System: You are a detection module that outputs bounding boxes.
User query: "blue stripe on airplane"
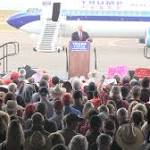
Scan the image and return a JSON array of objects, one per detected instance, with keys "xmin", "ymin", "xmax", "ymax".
[{"xmin": 66, "ymin": 16, "xmax": 150, "ymax": 21}]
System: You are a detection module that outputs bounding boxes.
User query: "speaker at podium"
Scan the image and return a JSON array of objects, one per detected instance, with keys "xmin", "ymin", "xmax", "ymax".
[{"xmin": 68, "ymin": 41, "xmax": 90, "ymax": 78}]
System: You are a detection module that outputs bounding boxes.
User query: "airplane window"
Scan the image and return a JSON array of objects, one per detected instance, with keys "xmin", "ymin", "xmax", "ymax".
[{"xmin": 27, "ymin": 8, "xmax": 41, "ymax": 13}]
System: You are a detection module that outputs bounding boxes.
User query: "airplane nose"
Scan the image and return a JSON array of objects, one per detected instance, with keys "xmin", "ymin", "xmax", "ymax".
[
  {"xmin": 7, "ymin": 14, "xmax": 24, "ymax": 29},
  {"xmin": 7, "ymin": 13, "xmax": 40, "ymax": 29}
]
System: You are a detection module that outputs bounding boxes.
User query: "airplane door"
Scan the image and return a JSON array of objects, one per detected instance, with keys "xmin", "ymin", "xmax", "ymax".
[{"xmin": 52, "ymin": 2, "xmax": 61, "ymax": 21}]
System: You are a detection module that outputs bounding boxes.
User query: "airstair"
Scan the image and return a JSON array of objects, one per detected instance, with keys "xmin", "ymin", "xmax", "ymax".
[{"xmin": 35, "ymin": 19, "xmax": 60, "ymax": 52}]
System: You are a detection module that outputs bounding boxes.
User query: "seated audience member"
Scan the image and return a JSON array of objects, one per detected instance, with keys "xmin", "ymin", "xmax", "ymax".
[
  {"xmin": 51, "ymin": 76, "xmax": 60, "ymax": 86},
  {"xmin": 97, "ymin": 133, "xmax": 113, "ymax": 150},
  {"xmin": 18, "ymin": 68, "xmax": 26, "ymax": 81},
  {"xmin": 121, "ymin": 76, "xmax": 130, "ymax": 87},
  {"xmin": 131, "ymin": 110, "xmax": 144, "ymax": 128},
  {"xmin": 116, "ymin": 108, "xmax": 128, "ymax": 125},
  {"xmin": 98, "ymin": 104, "xmax": 109, "ymax": 116},
  {"xmin": 86, "ymin": 82, "xmax": 97, "ymax": 100},
  {"xmin": 128, "ymin": 101, "xmax": 138, "ymax": 117},
  {"xmin": 0, "ymin": 111, "xmax": 10, "ymax": 143},
  {"xmin": 116, "ymin": 123, "xmax": 144, "ymax": 150},
  {"xmin": 140, "ymin": 77, "xmax": 150, "ymax": 103},
  {"xmin": 16, "ymin": 80, "xmax": 26, "ymax": 106},
  {"xmin": 99, "ymin": 84, "xmax": 111, "ymax": 105},
  {"xmin": 41, "ymin": 73, "xmax": 50, "ymax": 83},
  {"xmin": 22, "ymin": 84, "xmax": 35, "ymax": 104},
  {"xmin": 90, "ymin": 91, "xmax": 101, "ymax": 109},
  {"xmin": 107, "ymin": 104, "xmax": 116, "ymax": 115},
  {"xmin": 79, "ymin": 109, "xmax": 98, "ymax": 135},
  {"xmin": 72, "ymin": 90, "xmax": 84, "ymax": 113},
  {"xmin": 51, "ymin": 144, "xmax": 68, "ymax": 150},
  {"xmin": 103, "ymin": 119, "xmax": 122, "ymax": 150},
  {"xmin": 62, "ymin": 93, "xmax": 81, "ymax": 116},
  {"xmin": 51, "ymin": 100, "xmax": 64, "ymax": 130},
  {"xmin": 132, "ymin": 103, "xmax": 147, "ymax": 118},
  {"xmin": 129, "ymin": 85, "xmax": 141, "ymax": 103},
  {"xmin": 0, "ymin": 119, "xmax": 25, "ymax": 150},
  {"xmin": 128, "ymin": 70, "xmax": 135, "ymax": 80},
  {"xmin": 71, "ymin": 77, "xmax": 82, "ymax": 91},
  {"xmin": 3, "ymin": 94, "xmax": 24, "ymax": 117},
  {"xmin": 3, "ymin": 100, "xmax": 16, "ymax": 115},
  {"xmin": 121, "ymin": 86, "xmax": 129, "ymax": 101},
  {"xmin": 57, "ymin": 113, "xmax": 82, "ymax": 146},
  {"xmin": 69, "ymin": 135, "xmax": 88, "ymax": 150},
  {"xmin": 71, "ymin": 25, "xmax": 92, "ymax": 42},
  {"xmin": 36, "ymin": 86, "xmax": 54, "ymax": 118},
  {"xmin": 86, "ymin": 115, "xmax": 102, "ymax": 150},
  {"xmin": 0, "ymin": 99, "xmax": 3, "ymax": 111},
  {"xmin": 23, "ymin": 103, "xmax": 36, "ymax": 129},
  {"xmin": 8, "ymin": 83, "xmax": 17, "ymax": 94},
  {"xmin": 24, "ymin": 112, "xmax": 49, "ymax": 150},
  {"xmin": 10, "ymin": 71, "xmax": 20, "ymax": 83},
  {"xmin": 82, "ymin": 102, "xmax": 94, "ymax": 119},
  {"xmin": 129, "ymin": 78, "xmax": 139, "ymax": 88},
  {"xmin": 109, "ymin": 85, "xmax": 122, "ymax": 102},
  {"xmin": 0, "ymin": 92, "xmax": 6, "ymax": 109},
  {"xmin": 4, "ymin": 92, "xmax": 16, "ymax": 104},
  {"xmin": 24, "ymin": 65, "xmax": 36, "ymax": 79},
  {"xmin": 103, "ymin": 119, "xmax": 116, "ymax": 137},
  {"xmin": 113, "ymin": 75, "xmax": 121, "ymax": 85},
  {"xmin": 62, "ymin": 81, "xmax": 73, "ymax": 93},
  {"xmin": 107, "ymin": 100, "xmax": 117, "ymax": 111},
  {"xmin": 36, "ymin": 102, "xmax": 57, "ymax": 133},
  {"xmin": 32, "ymin": 79, "xmax": 49, "ymax": 103},
  {"xmin": 109, "ymin": 86, "xmax": 129, "ymax": 109},
  {"xmin": 142, "ymin": 107, "xmax": 150, "ymax": 140},
  {"xmin": 23, "ymin": 103, "xmax": 36, "ymax": 121},
  {"xmin": 50, "ymin": 84, "xmax": 66, "ymax": 100},
  {"xmin": 48, "ymin": 132, "xmax": 65, "ymax": 149}
]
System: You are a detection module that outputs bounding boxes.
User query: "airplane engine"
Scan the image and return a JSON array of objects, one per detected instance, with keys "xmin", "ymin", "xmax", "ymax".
[
  {"xmin": 145, "ymin": 28, "xmax": 150, "ymax": 47},
  {"xmin": 139, "ymin": 38, "xmax": 145, "ymax": 44},
  {"xmin": 143, "ymin": 28, "xmax": 150, "ymax": 58}
]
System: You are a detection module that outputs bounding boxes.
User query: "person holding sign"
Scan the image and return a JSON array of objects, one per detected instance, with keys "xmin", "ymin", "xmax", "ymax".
[{"xmin": 71, "ymin": 25, "xmax": 92, "ymax": 42}]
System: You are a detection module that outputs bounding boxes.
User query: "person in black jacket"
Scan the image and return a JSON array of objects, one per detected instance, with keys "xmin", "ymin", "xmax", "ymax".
[{"xmin": 71, "ymin": 25, "xmax": 92, "ymax": 42}]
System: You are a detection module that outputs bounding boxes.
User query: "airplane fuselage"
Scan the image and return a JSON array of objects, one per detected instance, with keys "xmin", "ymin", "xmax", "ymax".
[{"xmin": 6, "ymin": 0, "xmax": 150, "ymax": 39}]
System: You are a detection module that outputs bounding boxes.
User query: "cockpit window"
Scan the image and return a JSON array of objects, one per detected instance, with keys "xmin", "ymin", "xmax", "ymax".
[{"xmin": 27, "ymin": 8, "xmax": 41, "ymax": 13}]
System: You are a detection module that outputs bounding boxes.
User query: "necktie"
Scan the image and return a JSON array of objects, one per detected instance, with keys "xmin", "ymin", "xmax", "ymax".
[{"xmin": 79, "ymin": 31, "xmax": 82, "ymax": 40}]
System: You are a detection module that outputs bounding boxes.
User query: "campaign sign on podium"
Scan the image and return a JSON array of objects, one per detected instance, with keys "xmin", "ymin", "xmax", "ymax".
[{"xmin": 68, "ymin": 41, "xmax": 90, "ymax": 78}]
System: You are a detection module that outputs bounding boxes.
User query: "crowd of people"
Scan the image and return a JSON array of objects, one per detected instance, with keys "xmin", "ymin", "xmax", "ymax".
[{"xmin": 0, "ymin": 65, "xmax": 150, "ymax": 150}]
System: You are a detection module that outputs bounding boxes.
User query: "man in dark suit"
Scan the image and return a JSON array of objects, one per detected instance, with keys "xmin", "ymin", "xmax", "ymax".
[{"xmin": 71, "ymin": 25, "xmax": 92, "ymax": 42}]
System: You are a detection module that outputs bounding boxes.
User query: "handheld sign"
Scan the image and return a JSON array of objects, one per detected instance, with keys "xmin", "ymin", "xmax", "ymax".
[
  {"xmin": 135, "ymin": 68, "xmax": 150, "ymax": 78},
  {"xmin": 107, "ymin": 65, "xmax": 128, "ymax": 78}
]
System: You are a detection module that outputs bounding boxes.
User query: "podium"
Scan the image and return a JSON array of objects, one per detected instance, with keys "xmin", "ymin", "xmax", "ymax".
[{"xmin": 68, "ymin": 41, "xmax": 90, "ymax": 78}]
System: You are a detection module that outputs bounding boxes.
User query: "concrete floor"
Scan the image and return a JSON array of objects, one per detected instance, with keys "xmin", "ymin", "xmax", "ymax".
[{"xmin": 0, "ymin": 31, "xmax": 149, "ymax": 79}]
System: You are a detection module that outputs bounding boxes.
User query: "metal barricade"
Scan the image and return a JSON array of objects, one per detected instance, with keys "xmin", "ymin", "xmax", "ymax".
[{"xmin": 0, "ymin": 41, "xmax": 20, "ymax": 75}]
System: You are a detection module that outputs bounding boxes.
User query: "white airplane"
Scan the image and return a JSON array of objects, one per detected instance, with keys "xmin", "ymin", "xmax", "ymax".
[{"xmin": 6, "ymin": 0, "xmax": 150, "ymax": 47}]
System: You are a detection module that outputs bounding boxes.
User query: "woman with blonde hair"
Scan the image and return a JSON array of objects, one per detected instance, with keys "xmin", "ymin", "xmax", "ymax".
[
  {"xmin": 128, "ymin": 101, "xmax": 138, "ymax": 118},
  {"xmin": 48, "ymin": 132, "xmax": 65, "ymax": 149},
  {"xmin": 69, "ymin": 135, "xmax": 88, "ymax": 150},
  {"xmin": 82, "ymin": 101, "xmax": 94, "ymax": 119},
  {"xmin": 132, "ymin": 103, "xmax": 147, "ymax": 118},
  {"xmin": 0, "ymin": 119, "xmax": 25, "ymax": 150}
]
